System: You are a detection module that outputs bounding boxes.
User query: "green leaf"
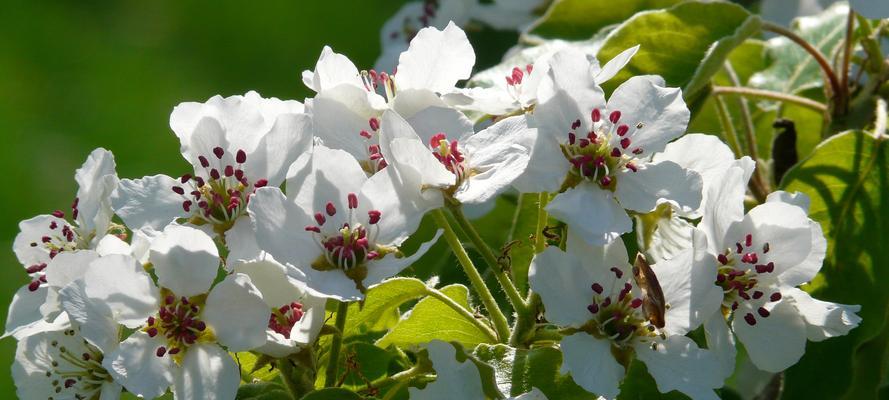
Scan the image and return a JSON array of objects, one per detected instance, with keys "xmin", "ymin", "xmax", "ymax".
[
  {"xmin": 376, "ymin": 284, "xmax": 493, "ymax": 348},
  {"xmin": 527, "ymin": 0, "xmax": 681, "ymax": 40},
  {"xmin": 617, "ymin": 360, "xmax": 689, "ymax": 400},
  {"xmin": 473, "ymin": 343, "xmax": 596, "ymax": 399},
  {"xmin": 339, "ymin": 342, "xmax": 395, "ymax": 390},
  {"xmin": 235, "ymin": 352, "xmax": 279, "ymax": 382},
  {"xmin": 779, "ymin": 130, "xmax": 888, "ymax": 399},
  {"xmin": 750, "ymin": 3, "xmax": 848, "ymax": 95},
  {"xmin": 506, "ymin": 193, "xmax": 541, "ymax": 292},
  {"xmin": 236, "ymin": 382, "xmax": 291, "ymax": 400},
  {"xmin": 596, "ymin": 1, "xmax": 761, "ymax": 102},
  {"xmin": 299, "ymin": 388, "xmax": 365, "ymax": 400},
  {"xmin": 343, "ymin": 277, "xmax": 430, "ymax": 337}
]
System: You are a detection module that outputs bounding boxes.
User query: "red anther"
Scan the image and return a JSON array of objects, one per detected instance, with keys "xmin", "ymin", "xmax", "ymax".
[
  {"xmin": 41, "ymin": 236, "xmax": 51, "ymax": 243},
  {"xmin": 578, "ymin": 138, "xmax": 590, "ymax": 148},
  {"xmin": 716, "ymin": 274, "xmax": 726, "ymax": 283},
  {"xmin": 305, "ymin": 226, "xmax": 321, "ymax": 233},
  {"xmin": 717, "ymin": 254, "xmax": 729, "ymax": 265},
  {"xmin": 610, "ymin": 267, "xmax": 623, "ymax": 279},
  {"xmin": 213, "ymin": 147, "xmax": 225, "ymax": 159},
  {"xmin": 236, "ymin": 149, "xmax": 247, "ymax": 164},
  {"xmin": 571, "ymin": 119, "xmax": 581, "ymax": 130},
  {"xmin": 591, "ymin": 283, "xmax": 603, "ymax": 294},
  {"xmin": 165, "ymin": 295, "xmax": 175, "ymax": 305},
  {"xmin": 609, "ymin": 110, "xmax": 621, "ymax": 124},
  {"xmin": 314, "ymin": 213, "xmax": 326, "ymax": 225},
  {"xmin": 632, "ymin": 148, "xmax": 643, "ymax": 155},
  {"xmin": 49, "ymin": 221, "xmax": 58, "ymax": 230},
  {"xmin": 147, "ymin": 327, "xmax": 158, "ymax": 337},
  {"xmin": 168, "ymin": 348, "xmax": 181, "ymax": 355},
  {"xmin": 72, "ymin": 197, "xmax": 79, "ymax": 208},
  {"xmin": 770, "ymin": 292, "xmax": 782, "ymax": 302},
  {"xmin": 210, "ymin": 169, "xmax": 220, "ymax": 180},
  {"xmin": 365, "ymin": 209, "xmax": 382, "ymax": 224},
  {"xmin": 224, "ymin": 165, "xmax": 234, "ymax": 177},
  {"xmin": 736, "ymin": 243, "xmax": 743, "ymax": 253},
  {"xmin": 156, "ymin": 347, "xmax": 167, "ymax": 357},
  {"xmin": 611, "ymin": 148, "xmax": 621, "ymax": 157},
  {"xmin": 757, "ymin": 307, "xmax": 770, "ymax": 318},
  {"xmin": 147, "ymin": 316, "xmax": 155, "ymax": 325},
  {"xmin": 591, "ymin": 108, "xmax": 601, "ymax": 122},
  {"xmin": 196, "ymin": 321, "xmax": 207, "ymax": 331},
  {"xmin": 620, "ymin": 138, "xmax": 631, "ymax": 149},
  {"xmin": 626, "ymin": 163, "xmax": 638, "ymax": 172},
  {"xmin": 630, "ymin": 298, "xmax": 643, "ymax": 308},
  {"xmin": 369, "ymin": 117, "xmax": 380, "ymax": 131},
  {"xmin": 587, "ymin": 303, "xmax": 599, "ymax": 314},
  {"xmin": 27, "ymin": 280, "xmax": 40, "ymax": 292},
  {"xmin": 617, "ymin": 124, "xmax": 629, "ymax": 136},
  {"xmin": 348, "ymin": 193, "xmax": 358, "ymax": 209},
  {"xmin": 526, "ymin": 64, "xmax": 533, "ymax": 74},
  {"xmin": 195, "ymin": 177, "xmax": 205, "ymax": 187},
  {"xmin": 326, "ymin": 202, "xmax": 337, "ymax": 216},
  {"xmin": 732, "ymin": 301, "xmax": 739, "ymax": 311},
  {"xmin": 568, "ymin": 132, "xmax": 576, "ymax": 145},
  {"xmin": 762, "ymin": 243, "xmax": 770, "ymax": 253},
  {"xmin": 183, "ymin": 201, "xmax": 192, "ymax": 213},
  {"xmin": 360, "ymin": 130, "xmax": 372, "ymax": 139},
  {"xmin": 82, "ymin": 353, "xmax": 91, "ymax": 361},
  {"xmin": 755, "ymin": 264, "xmax": 769, "ymax": 274},
  {"xmin": 65, "ymin": 379, "xmax": 76, "ymax": 388},
  {"xmin": 52, "ymin": 210, "xmax": 65, "ymax": 218},
  {"xmin": 601, "ymin": 297, "xmax": 612, "ymax": 308},
  {"xmin": 179, "ymin": 174, "xmax": 192, "ymax": 184},
  {"xmin": 766, "ymin": 262, "xmax": 775, "ymax": 273},
  {"xmin": 254, "ymin": 179, "xmax": 268, "ymax": 188},
  {"xmin": 744, "ymin": 313, "xmax": 756, "ymax": 326},
  {"xmin": 752, "ymin": 291, "xmax": 763, "ymax": 299},
  {"xmin": 430, "ymin": 133, "xmax": 447, "ymax": 147},
  {"xmin": 172, "ymin": 186, "xmax": 185, "ymax": 195},
  {"xmin": 234, "ymin": 169, "xmax": 244, "ymax": 181},
  {"xmin": 745, "ymin": 234, "xmax": 752, "ymax": 247},
  {"xmin": 199, "ymin": 156, "xmax": 210, "ymax": 168},
  {"xmin": 505, "ymin": 76, "xmax": 515, "ymax": 86}
]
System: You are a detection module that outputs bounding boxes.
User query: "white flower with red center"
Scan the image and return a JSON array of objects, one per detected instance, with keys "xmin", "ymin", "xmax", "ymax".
[
  {"xmin": 529, "ymin": 235, "xmax": 725, "ymax": 399},
  {"xmin": 517, "ymin": 50, "xmax": 702, "ymax": 244},
  {"xmin": 687, "ymin": 165, "xmax": 862, "ymax": 374},
  {"xmin": 78, "ymin": 225, "xmax": 269, "ymax": 399},
  {"xmin": 380, "ymin": 109, "xmax": 534, "ymax": 206},
  {"xmin": 112, "ymin": 91, "xmax": 312, "ymax": 243},
  {"xmin": 12, "ymin": 326, "xmax": 121, "ymax": 400},
  {"xmin": 231, "ymin": 258, "xmax": 326, "ymax": 357},
  {"xmin": 248, "ymin": 145, "xmax": 440, "ymax": 301}
]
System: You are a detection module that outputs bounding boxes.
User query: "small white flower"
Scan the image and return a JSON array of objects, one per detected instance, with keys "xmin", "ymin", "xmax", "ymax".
[
  {"xmin": 694, "ymin": 165, "xmax": 861, "ymax": 373},
  {"xmin": 529, "ymin": 236, "xmax": 724, "ymax": 399},
  {"xmin": 79, "ymin": 225, "xmax": 269, "ymax": 399},
  {"xmin": 518, "ymin": 49, "xmax": 702, "ymax": 244},
  {"xmin": 112, "ymin": 91, "xmax": 312, "ymax": 238},
  {"xmin": 248, "ymin": 145, "xmax": 441, "ymax": 301}
]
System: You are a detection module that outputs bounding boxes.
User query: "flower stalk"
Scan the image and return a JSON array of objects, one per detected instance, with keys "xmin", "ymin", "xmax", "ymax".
[{"xmin": 324, "ymin": 300, "xmax": 349, "ymax": 387}]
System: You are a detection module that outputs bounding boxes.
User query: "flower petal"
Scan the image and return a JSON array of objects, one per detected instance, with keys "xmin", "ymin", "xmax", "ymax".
[
  {"xmin": 364, "ymin": 230, "xmax": 443, "ymax": 288},
  {"xmin": 655, "ymin": 229, "xmax": 723, "ymax": 336},
  {"xmin": 83, "ymin": 254, "xmax": 159, "ymax": 328},
  {"xmin": 766, "ymin": 192, "xmax": 825, "ymax": 287},
  {"xmin": 287, "ymin": 145, "xmax": 368, "ymax": 224},
  {"xmin": 595, "ymin": 45, "xmax": 639, "ymax": 84},
  {"xmin": 634, "ymin": 335, "xmax": 723, "ymax": 400},
  {"xmin": 560, "ymin": 333, "xmax": 624, "ymax": 399},
  {"xmin": 395, "ymin": 22, "xmax": 475, "ymax": 93},
  {"xmin": 606, "ymin": 75, "xmax": 689, "ymax": 155},
  {"xmin": 303, "ymin": 46, "xmax": 364, "ymax": 93},
  {"xmin": 105, "ymin": 331, "xmax": 175, "ymax": 399},
  {"xmin": 732, "ymin": 299, "xmax": 807, "ymax": 372},
  {"xmin": 59, "ymin": 280, "xmax": 120, "ymax": 353},
  {"xmin": 4, "ymin": 286, "xmax": 59, "ymax": 340},
  {"xmin": 700, "ymin": 165, "xmax": 747, "ymax": 254},
  {"xmin": 112, "ymin": 175, "xmax": 186, "ymax": 230},
  {"xmin": 44, "ymin": 250, "xmax": 100, "ymax": 289},
  {"xmin": 615, "ymin": 160, "xmax": 702, "ymax": 214},
  {"xmin": 74, "ymin": 148, "xmax": 118, "ymax": 235},
  {"xmin": 247, "ymin": 187, "xmax": 318, "ymax": 269},
  {"xmin": 311, "ymin": 84, "xmax": 384, "ymax": 159},
  {"xmin": 408, "ymin": 340, "xmax": 485, "ymax": 400},
  {"xmin": 703, "ymin": 313, "xmax": 737, "ymax": 381},
  {"xmin": 13, "ymin": 215, "xmax": 64, "ymax": 266},
  {"xmin": 202, "ymin": 273, "xmax": 269, "ymax": 352},
  {"xmin": 529, "ymin": 247, "xmax": 595, "ymax": 328},
  {"xmin": 726, "ymin": 201, "xmax": 812, "ymax": 279},
  {"xmin": 546, "ymin": 184, "xmax": 632, "ymax": 245},
  {"xmin": 150, "ymin": 225, "xmax": 220, "ymax": 297},
  {"xmin": 457, "ymin": 116, "xmax": 533, "ymax": 204},
  {"xmin": 785, "ymin": 288, "xmax": 861, "ymax": 342},
  {"xmin": 173, "ymin": 344, "xmax": 240, "ymax": 400}
]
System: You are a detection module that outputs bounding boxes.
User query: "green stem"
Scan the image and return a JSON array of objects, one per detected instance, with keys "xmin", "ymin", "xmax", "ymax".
[
  {"xmin": 762, "ymin": 21, "xmax": 843, "ymax": 104},
  {"xmin": 510, "ymin": 193, "xmax": 549, "ymax": 347},
  {"xmin": 534, "ymin": 192, "xmax": 549, "ymax": 253},
  {"xmin": 711, "ymin": 86, "xmax": 828, "ymax": 113},
  {"xmin": 447, "ymin": 203, "xmax": 527, "ymax": 313},
  {"xmin": 364, "ymin": 364, "xmax": 426, "ymax": 394},
  {"xmin": 713, "ymin": 93, "xmax": 767, "ymax": 202},
  {"xmin": 425, "ymin": 286, "xmax": 498, "ymax": 342},
  {"xmin": 432, "ymin": 209, "xmax": 510, "ymax": 342},
  {"xmin": 324, "ymin": 301, "xmax": 349, "ymax": 387},
  {"xmin": 840, "ymin": 9, "xmax": 855, "ymax": 105},
  {"xmin": 722, "ymin": 63, "xmax": 772, "ymax": 195},
  {"xmin": 278, "ymin": 359, "xmax": 313, "ymax": 399}
]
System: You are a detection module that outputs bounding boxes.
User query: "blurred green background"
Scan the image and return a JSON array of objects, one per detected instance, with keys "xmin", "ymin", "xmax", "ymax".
[{"xmin": 0, "ymin": 1, "xmax": 408, "ymax": 395}]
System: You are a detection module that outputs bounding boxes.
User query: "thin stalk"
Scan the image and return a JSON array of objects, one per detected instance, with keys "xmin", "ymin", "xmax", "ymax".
[
  {"xmin": 722, "ymin": 63, "xmax": 771, "ymax": 195},
  {"xmin": 713, "ymin": 94, "xmax": 767, "ymax": 202},
  {"xmin": 534, "ymin": 192, "xmax": 549, "ymax": 253},
  {"xmin": 363, "ymin": 364, "xmax": 425, "ymax": 395},
  {"xmin": 762, "ymin": 21, "xmax": 843, "ymax": 105},
  {"xmin": 278, "ymin": 359, "xmax": 313, "ymax": 399},
  {"xmin": 447, "ymin": 204, "xmax": 527, "ymax": 313},
  {"xmin": 425, "ymin": 286, "xmax": 499, "ymax": 342},
  {"xmin": 324, "ymin": 301, "xmax": 349, "ymax": 387},
  {"xmin": 510, "ymin": 193, "xmax": 549, "ymax": 347},
  {"xmin": 711, "ymin": 86, "xmax": 828, "ymax": 113},
  {"xmin": 840, "ymin": 9, "xmax": 855, "ymax": 105},
  {"xmin": 432, "ymin": 209, "xmax": 510, "ymax": 342}
]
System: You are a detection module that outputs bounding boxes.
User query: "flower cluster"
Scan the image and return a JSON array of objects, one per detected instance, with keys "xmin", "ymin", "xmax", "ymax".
[{"xmin": 6, "ymin": 17, "xmax": 861, "ymax": 400}]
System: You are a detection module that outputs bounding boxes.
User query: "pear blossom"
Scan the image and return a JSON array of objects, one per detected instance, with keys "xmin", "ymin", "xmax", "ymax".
[
  {"xmin": 249, "ymin": 145, "xmax": 441, "ymax": 301},
  {"xmin": 517, "ymin": 49, "xmax": 702, "ymax": 244},
  {"xmin": 691, "ymin": 165, "xmax": 861, "ymax": 373},
  {"xmin": 79, "ymin": 225, "xmax": 269, "ymax": 399},
  {"xmin": 112, "ymin": 91, "xmax": 312, "ymax": 242},
  {"xmin": 529, "ymin": 235, "xmax": 725, "ymax": 399},
  {"xmin": 231, "ymin": 258, "xmax": 326, "ymax": 357}
]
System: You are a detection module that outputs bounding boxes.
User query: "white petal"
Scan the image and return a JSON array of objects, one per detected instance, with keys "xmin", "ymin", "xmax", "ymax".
[
  {"xmin": 457, "ymin": 116, "xmax": 532, "ymax": 203},
  {"xmin": 173, "ymin": 344, "xmax": 240, "ymax": 400},
  {"xmin": 654, "ymin": 133, "xmax": 737, "ymax": 218},
  {"xmin": 84, "ymin": 254, "xmax": 159, "ymax": 328},
  {"xmin": 360, "ymin": 166, "xmax": 431, "ymax": 246},
  {"xmin": 290, "ymin": 292, "xmax": 327, "ymax": 346},
  {"xmin": 96, "ymin": 234, "xmax": 132, "ymax": 257},
  {"xmin": 14, "ymin": 329, "xmax": 115, "ymax": 400},
  {"xmin": 726, "ymin": 202, "xmax": 812, "ymax": 278},
  {"xmin": 105, "ymin": 331, "xmax": 175, "ymax": 399},
  {"xmin": 560, "ymin": 333, "xmax": 624, "ymax": 399},
  {"xmin": 59, "ymin": 280, "xmax": 121, "ymax": 353},
  {"xmin": 615, "ymin": 160, "xmax": 703, "ymax": 213},
  {"xmin": 606, "ymin": 75, "xmax": 689, "ymax": 155},
  {"xmin": 304, "ymin": 45, "xmax": 364, "ymax": 93},
  {"xmin": 595, "ymin": 45, "xmax": 639, "ymax": 84},
  {"xmin": 287, "ymin": 145, "xmax": 368, "ymax": 223},
  {"xmin": 44, "ymin": 250, "xmax": 100, "ymax": 289},
  {"xmin": 510, "ymin": 126, "xmax": 570, "ymax": 193},
  {"xmin": 765, "ymin": 191, "xmax": 825, "ymax": 287},
  {"xmin": 703, "ymin": 313, "xmax": 737, "ymax": 381},
  {"xmin": 700, "ymin": 166, "xmax": 747, "ymax": 254},
  {"xmin": 294, "ymin": 267, "xmax": 365, "ymax": 301},
  {"xmin": 112, "ymin": 175, "xmax": 186, "ymax": 230},
  {"xmin": 224, "ymin": 216, "xmax": 263, "ymax": 268},
  {"xmin": 311, "ymin": 84, "xmax": 383, "ymax": 159},
  {"xmin": 409, "ymin": 340, "xmax": 485, "ymax": 400},
  {"xmin": 74, "ymin": 148, "xmax": 118, "ymax": 235},
  {"xmin": 641, "ymin": 211, "xmax": 694, "ymax": 262},
  {"xmin": 150, "ymin": 225, "xmax": 220, "ymax": 297},
  {"xmin": 539, "ymin": 48, "xmax": 606, "ymax": 112},
  {"xmin": 395, "ymin": 22, "xmax": 475, "ymax": 93},
  {"xmin": 364, "ymin": 230, "xmax": 443, "ymax": 288},
  {"xmin": 399, "ymin": 94, "xmax": 474, "ymax": 145},
  {"xmin": 202, "ymin": 273, "xmax": 268, "ymax": 351},
  {"xmin": 244, "ymin": 112, "xmax": 313, "ymax": 187},
  {"xmin": 247, "ymin": 187, "xmax": 318, "ymax": 268},
  {"xmin": 765, "ymin": 190, "xmax": 811, "ymax": 212},
  {"xmin": 634, "ymin": 336, "xmax": 723, "ymax": 400},
  {"xmin": 546, "ymin": 184, "xmax": 632, "ymax": 245},
  {"xmin": 785, "ymin": 288, "xmax": 861, "ymax": 342},
  {"xmin": 13, "ymin": 214, "xmax": 63, "ymax": 266},
  {"xmin": 4, "ymin": 286, "xmax": 54, "ymax": 339},
  {"xmin": 528, "ymin": 247, "xmax": 595, "ymax": 328},
  {"xmin": 732, "ymin": 299, "xmax": 807, "ymax": 372},
  {"xmin": 100, "ymin": 382, "xmax": 123, "ymax": 400},
  {"xmin": 655, "ymin": 229, "xmax": 722, "ymax": 336}
]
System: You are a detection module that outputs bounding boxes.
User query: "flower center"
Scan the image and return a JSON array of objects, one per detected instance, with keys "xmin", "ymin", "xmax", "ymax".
[
  {"xmin": 268, "ymin": 301, "xmax": 305, "ymax": 339},
  {"xmin": 429, "ymin": 133, "xmax": 467, "ymax": 186},
  {"xmin": 143, "ymin": 290, "xmax": 214, "ymax": 363},
  {"xmin": 306, "ymin": 193, "xmax": 385, "ymax": 273},
  {"xmin": 560, "ymin": 109, "xmax": 645, "ymax": 190},
  {"xmin": 171, "ymin": 147, "xmax": 268, "ymax": 231},
  {"xmin": 584, "ymin": 267, "xmax": 659, "ymax": 347},
  {"xmin": 356, "ymin": 117, "xmax": 388, "ymax": 174},
  {"xmin": 44, "ymin": 328, "xmax": 111, "ymax": 400},
  {"xmin": 505, "ymin": 64, "xmax": 533, "ymax": 101},
  {"xmin": 714, "ymin": 233, "xmax": 782, "ymax": 326}
]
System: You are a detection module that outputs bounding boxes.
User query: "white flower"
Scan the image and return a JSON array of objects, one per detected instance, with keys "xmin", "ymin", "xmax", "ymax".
[
  {"xmin": 79, "ymin": 225, "xmax": 269, "ymax": 399},
  {"xmin": 112, "ymin": 91, "xmax": 312, "ymax": 238},
  {"xmin": 232, "ymin": 258, "xmax": 326, "ymax": 357},
  {"xmin": 529, "ymin": 235, "xmax": 725, "ymax": 399},
  {"xmin": 380, "ymin": 108, "xmax": 534, "ymax": 205},
  {"xmin": 694, "ymin": 165, "xmax": 861, "ymax": 373},
  {"xmin": 518, "ymin": 50, "xmax": 702, "ymax": 244},
  {"xmin": 409, "ymin": 340, "xmax": 548, "ymax": 400},
  {"xmin": 456, "ymin": 45, "xmax": 638, "ymax": 117},
  {"xmin": 248, "ymin": 145, "xmax": 441, "ymax": 301},
  {"xmin": 13, "ymin": 326, "xmax": 122, "ymax": 400}
]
